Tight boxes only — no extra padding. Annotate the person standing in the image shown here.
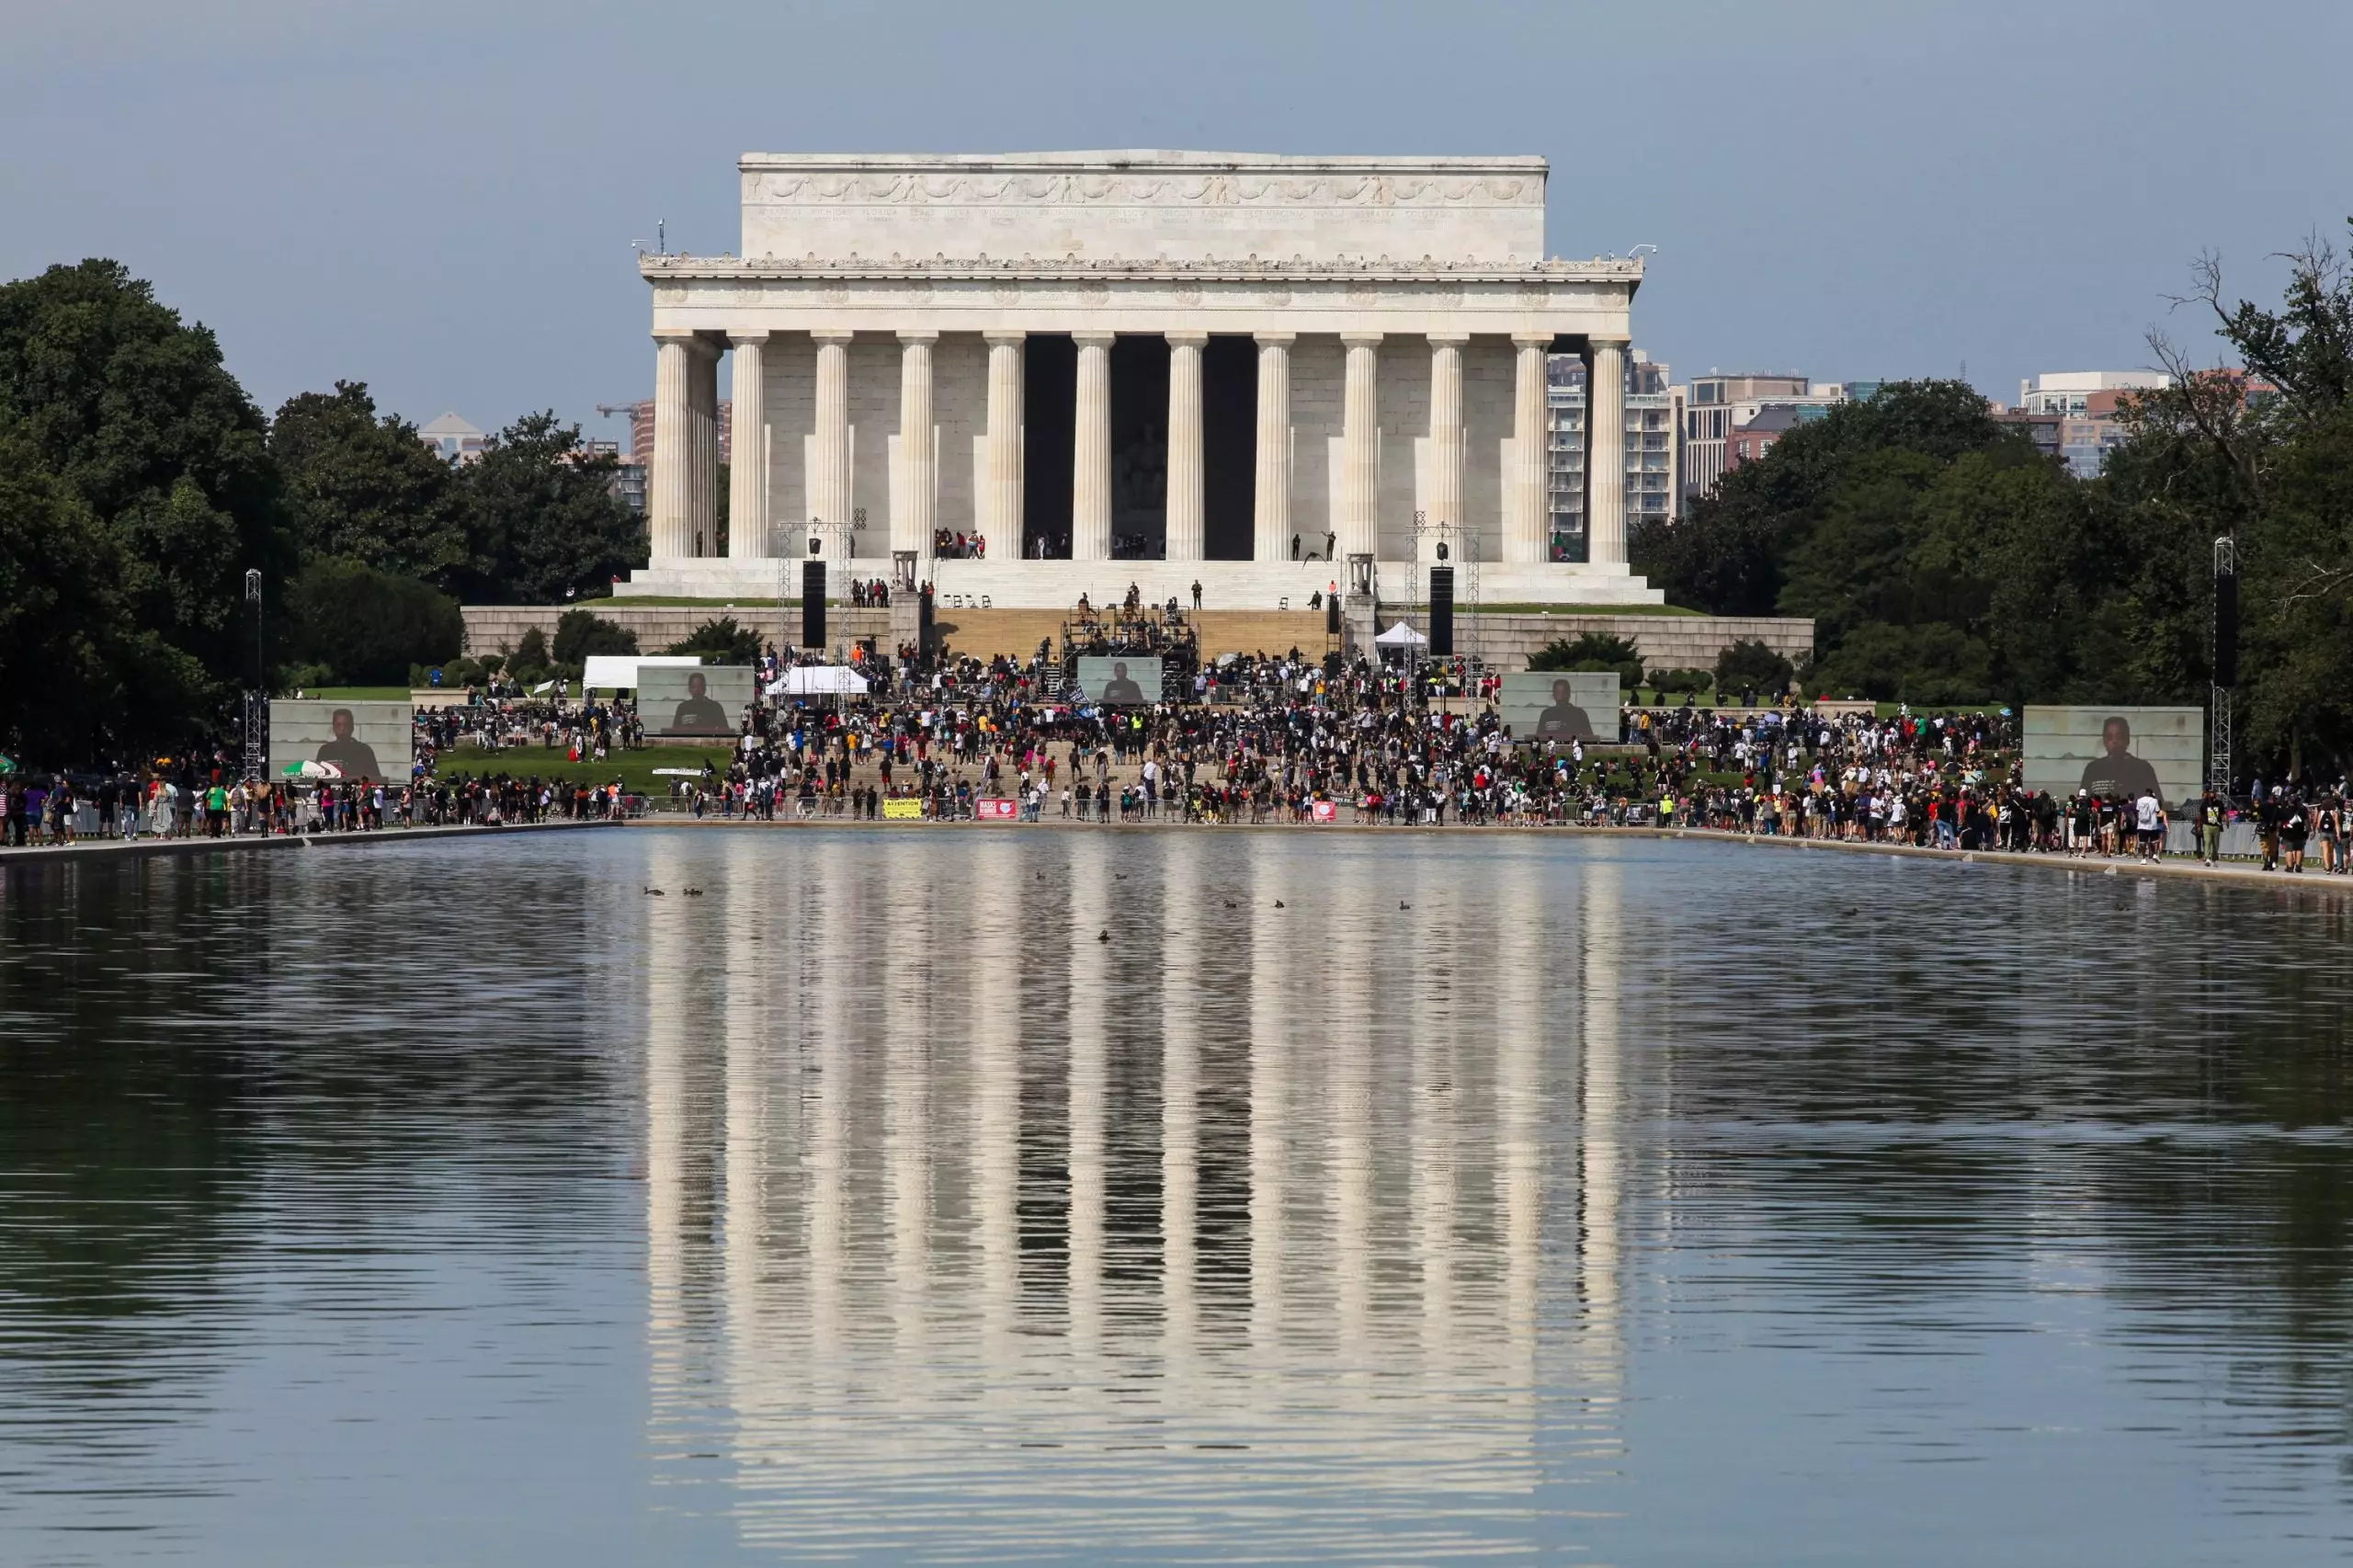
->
[2132,786,2165,863]
[2198,790,2224,867]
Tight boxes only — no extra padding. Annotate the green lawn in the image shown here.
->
[426,744,741,794]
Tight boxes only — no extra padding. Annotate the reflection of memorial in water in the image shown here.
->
[636,836,1635,1556]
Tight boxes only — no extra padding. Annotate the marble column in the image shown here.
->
[1427,334,1466,556]
[896,332,936,573]
[983,331,1025,557]
[687,337,720,558]
[1252,333,1292,563]
[812,333,853,557]
[1073,333,1113,562]
[650,332,693,561]
[728,332,768,559]
[1509,333,1551,564]
[1587,336,1629,566]
[1165,331,1207,562]
[1340,332,1382,562]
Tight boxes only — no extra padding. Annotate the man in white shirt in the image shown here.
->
[2134,790,2165,862]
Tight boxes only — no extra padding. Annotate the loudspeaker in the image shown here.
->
[1325,595,1341,636]
[1429,567,1454,656]
[802,561,827,648]
[2213,566,2238,687]
[917,585,935,652]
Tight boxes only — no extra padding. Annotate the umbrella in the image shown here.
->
[0,754,15,776]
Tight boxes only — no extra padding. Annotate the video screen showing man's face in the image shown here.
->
[1535,677,1596,740]
[315,707,385,780]
[643,665,751,736]
[2078,715,2162,801]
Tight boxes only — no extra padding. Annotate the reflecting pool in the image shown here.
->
[5,829,2353,1564]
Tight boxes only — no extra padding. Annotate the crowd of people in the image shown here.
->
[7,614,2342,874]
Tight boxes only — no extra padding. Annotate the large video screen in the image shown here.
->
[269,699,414,783]
[1074,656,1164,706]
[1500,672,1620,744]
[2022,706,2204,806]
[640,665,755,738]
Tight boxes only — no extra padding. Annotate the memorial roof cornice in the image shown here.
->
[638,254,1643,284]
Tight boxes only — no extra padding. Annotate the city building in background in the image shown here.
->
[2014,370,2169,478]
[1548,350,1678,561]
[576,437,648,517]
[1679,373,1851,503]
[418,411,490,464]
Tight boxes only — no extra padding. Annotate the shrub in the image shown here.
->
[510,626,552,682]
[1714,639,1796,696]
[665,616,762,665]
[553,608,637,664]
[279,558,463,686]
[1531,631,1643,691]
[440,655,484,687]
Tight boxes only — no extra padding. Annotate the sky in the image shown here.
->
[6,0,2347,440]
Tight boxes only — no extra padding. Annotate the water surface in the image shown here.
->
[5,829,2353,1564]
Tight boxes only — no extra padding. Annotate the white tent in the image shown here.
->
[581,653,702,692]
[1373,621,1429,647]
[767,665,870,697]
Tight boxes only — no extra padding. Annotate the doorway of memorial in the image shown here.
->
[1022,334,1075,560]
[1109,335,1169,561]
[1203,335,1257,561]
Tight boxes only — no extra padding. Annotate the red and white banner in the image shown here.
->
[1311,800,1338,823]
[976,798,1017,820]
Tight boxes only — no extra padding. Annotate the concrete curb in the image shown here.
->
[0,818,624,866]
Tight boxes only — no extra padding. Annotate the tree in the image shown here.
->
[0,259,290,756]
[456,412,645,604]
[270,381,466,586]
[279,558,463,686]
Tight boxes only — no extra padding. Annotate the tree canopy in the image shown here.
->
[0,259,654,766]
[270,381,466,586]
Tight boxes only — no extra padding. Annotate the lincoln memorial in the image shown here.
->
[624,150,1663,610]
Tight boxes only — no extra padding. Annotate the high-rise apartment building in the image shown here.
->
[1547,350,1678,562]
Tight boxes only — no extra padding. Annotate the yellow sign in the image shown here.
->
[881,797,925,820]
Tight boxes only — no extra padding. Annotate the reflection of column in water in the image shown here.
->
[1248,848,1290,1357]
[1413,904,1460,1371]
[883,840,932,1354]
[1330,854,1376,1369]
[1065,833,1109,1365]
[1494,851,1547,1415]
[806,837,854,1381]
[974,838,1023,1379]
[1162,838,1200,1369]
[646,836,689,1403]
[722,843,770,1381]
[1578,859,1625,1370]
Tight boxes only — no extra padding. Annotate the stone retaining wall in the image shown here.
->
[1392,612,1814,671]
[462,604,892,657]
